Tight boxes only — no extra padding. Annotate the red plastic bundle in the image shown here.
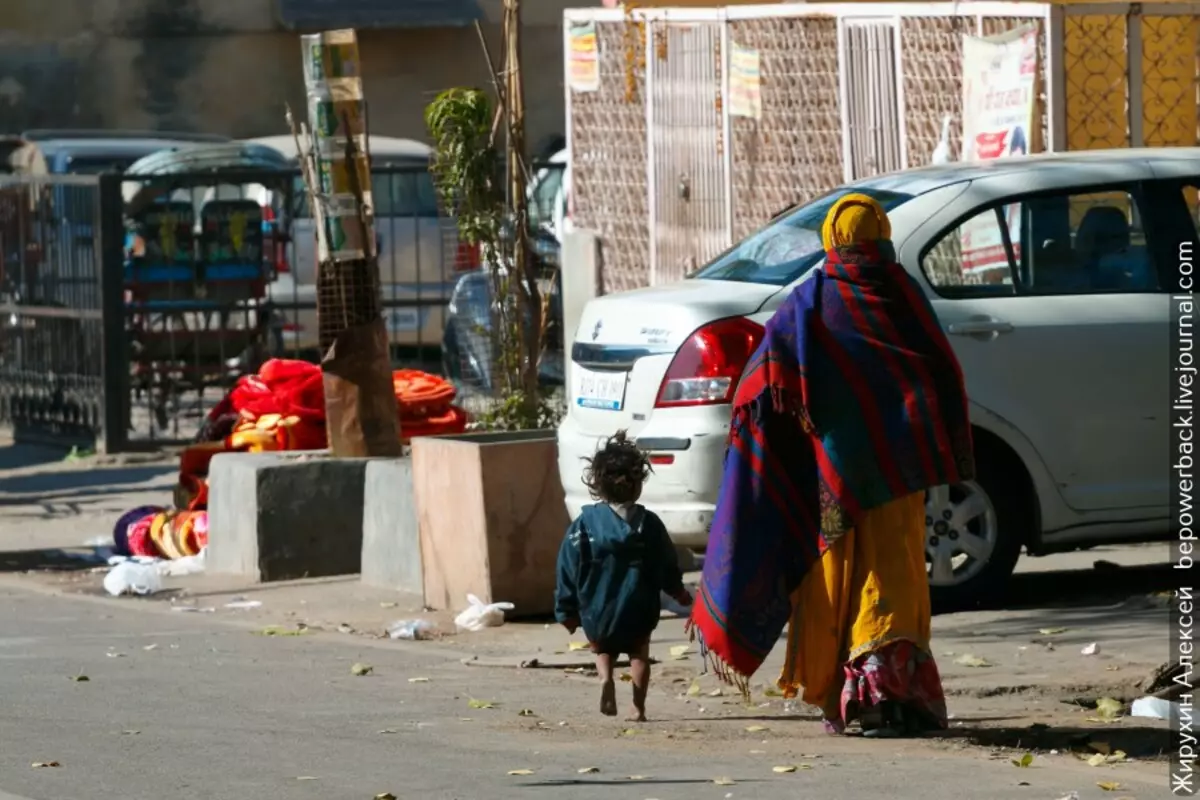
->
[393,369,469,441]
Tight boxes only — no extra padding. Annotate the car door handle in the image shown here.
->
[946,318,1014,337]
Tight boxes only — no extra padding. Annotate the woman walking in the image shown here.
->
[689,193,975,738]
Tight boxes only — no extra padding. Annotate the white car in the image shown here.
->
[558,149,1190,607]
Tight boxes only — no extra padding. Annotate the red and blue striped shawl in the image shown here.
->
[689,241,975,690]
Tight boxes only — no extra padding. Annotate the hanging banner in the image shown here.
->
[568,21,601,92]
[959,24,1039,281]
[728,42,762,120]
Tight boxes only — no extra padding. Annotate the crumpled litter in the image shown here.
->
[103,561,164,596]
[454,594,514,632]
[102,549,206,596]
[387,619,435,640]
[1131,695,1177,720]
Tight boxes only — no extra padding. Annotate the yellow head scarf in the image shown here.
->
[820,193,892,250]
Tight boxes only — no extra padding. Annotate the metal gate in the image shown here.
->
[0,175,105,448]
[647,19,732,285]
[841,18,904,181]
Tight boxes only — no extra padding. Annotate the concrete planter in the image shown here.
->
[412,430,570,617]
[360,456,422,594]
[207,450,369,582]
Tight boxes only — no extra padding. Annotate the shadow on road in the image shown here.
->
[0,546,110,574]
[936,559,1176,616]
[0,465,174,502]
[0,442,72,471]
[933,722,1171,759]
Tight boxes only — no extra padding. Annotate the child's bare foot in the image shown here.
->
[599,680,618,716]
[625,707,647,722]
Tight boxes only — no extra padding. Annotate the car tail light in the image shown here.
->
[455,241,481,272]
[654,317,765,408]
[649,454,675,466]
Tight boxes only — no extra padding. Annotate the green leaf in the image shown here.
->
[1011,752,1034,768]
[468,698,496,709]
[350,663,373,676]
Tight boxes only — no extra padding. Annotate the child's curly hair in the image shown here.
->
[581,430,651,505]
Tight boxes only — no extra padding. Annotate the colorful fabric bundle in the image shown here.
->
[149,510,208,559]
[393,369,468,441]
[126,512,161,558]
[112,505,164,557]
[690,239,974,692]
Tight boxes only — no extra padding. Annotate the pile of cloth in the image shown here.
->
[112,359,468,560]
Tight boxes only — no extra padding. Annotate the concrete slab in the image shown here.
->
[206,450,368,582]
[360,456,422,594]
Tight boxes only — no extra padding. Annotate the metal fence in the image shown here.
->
[0,165,472,451]
[0,175,104,447]
[563,1,1200,292]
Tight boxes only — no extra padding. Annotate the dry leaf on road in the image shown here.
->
[1096,781,1123,791]
[375,794,397,800]
[71,674,89,682]
[745,725,768,733]
[296,776,318,781]
[670,645,690,660]
[713,777,736,786]
[518,708,536,717]
[1082,642,1101,656]
[468,698,496,709]
[31,762,60,768]
[773,766,798,774]
[350,663,373,676]
[507,769,535,776]
[1038,627,1069,635]
[408,676,430,683]
[686,680,701,696]
[577,767,599,774]
[568,642,589,651]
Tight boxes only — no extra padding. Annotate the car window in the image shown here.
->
[691,187,915,285]
[921,185,1162,296]
[922,205,1020,296]
[289,168,439,219]
[529,166,565,230]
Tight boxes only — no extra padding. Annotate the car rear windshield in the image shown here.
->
[64,156,139,174]
[691,187,915,285]
[290,166,439,219]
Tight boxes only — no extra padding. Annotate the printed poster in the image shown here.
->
[568,21,601,93]
[729,43,762,121]
[959,24,1039,280]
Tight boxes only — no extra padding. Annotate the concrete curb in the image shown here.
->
[0,572,480,664]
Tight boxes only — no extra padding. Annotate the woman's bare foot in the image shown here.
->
[599,680,618,716]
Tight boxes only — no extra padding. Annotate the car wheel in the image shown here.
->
[925,449,1028,611]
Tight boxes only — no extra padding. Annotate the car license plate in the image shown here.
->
[573,367,627,411]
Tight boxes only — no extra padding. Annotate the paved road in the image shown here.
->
[0,587,1170,800]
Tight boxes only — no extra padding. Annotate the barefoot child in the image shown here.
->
[554,431,693,721]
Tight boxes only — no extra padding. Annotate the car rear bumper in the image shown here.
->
[556,405,731,547]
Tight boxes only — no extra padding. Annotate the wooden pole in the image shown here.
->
[298,29,401,457]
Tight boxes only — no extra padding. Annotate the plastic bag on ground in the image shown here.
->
[1131,696,1177,720]
[454,594,515,632]
[103,561,164,596]
[388,619,435,640]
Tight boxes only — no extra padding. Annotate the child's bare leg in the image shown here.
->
[596,652,617,716]
[627,641,651,722]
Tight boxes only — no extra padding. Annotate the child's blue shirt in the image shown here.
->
[554,503,685,648]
